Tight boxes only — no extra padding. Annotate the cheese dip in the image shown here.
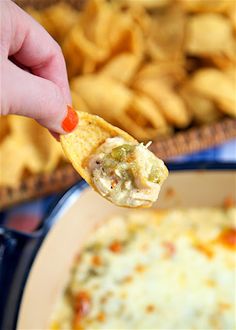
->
[50,207,236,330]
[88,137,168,207]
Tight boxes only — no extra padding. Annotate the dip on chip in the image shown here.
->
[60,111,168,208]
[88,137,168,207]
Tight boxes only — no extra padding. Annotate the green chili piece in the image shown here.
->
[149,168,161,184]
[111,144,135,161]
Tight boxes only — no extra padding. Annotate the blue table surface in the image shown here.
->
[1,139,235,231]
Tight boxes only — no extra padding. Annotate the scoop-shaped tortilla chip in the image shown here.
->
[180,0,234,13]
[60,111,135,187]
[185,13,236,61]
[71,75,132,121]
[134,78,191,128]
[180,85,222,124]
[189,69,236,117]
[99,53,141,84]
[60,111,168,208]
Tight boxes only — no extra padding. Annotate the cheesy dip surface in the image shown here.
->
[50,208,236,330]
[88,137,168,207]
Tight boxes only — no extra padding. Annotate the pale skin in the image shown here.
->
[0,0,71,134]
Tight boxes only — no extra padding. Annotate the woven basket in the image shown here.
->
[1,0,235,210]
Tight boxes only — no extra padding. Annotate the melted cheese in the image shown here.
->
[88,137,168,207]
[50,208,236,330]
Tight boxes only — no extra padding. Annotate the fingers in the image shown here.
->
[4,0,71,101]
[1,59,75,134]
[1,0,72,133]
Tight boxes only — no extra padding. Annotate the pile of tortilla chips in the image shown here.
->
[1,0,236,188]
[0,116,66,187]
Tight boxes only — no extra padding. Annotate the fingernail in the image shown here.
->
[62,105,79,133]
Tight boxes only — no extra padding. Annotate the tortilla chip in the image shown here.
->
[185,13,236,62]
[63,25,108,77]
[180,0,234,13]
[189,69,236,117]
[99,53,141,84]
[115,93,171,141]
[116,0,172,9]
[0,136,26,187]
[8,116,63,173]
[71,75,132,121]
[135,62,186,87]
[43,2,79,42]
[0,116,10,143]
[147,5,186,62]
[60,111,135,186]
[78,0,113,49]
[71,91,89,112]
[180,86,222,124]
[229,3,236,33]
[134,78,191,128]
[109,13,144,58]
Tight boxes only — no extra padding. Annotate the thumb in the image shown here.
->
[1,59,78,134]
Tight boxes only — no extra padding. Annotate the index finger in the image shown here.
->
[3,0,71,103]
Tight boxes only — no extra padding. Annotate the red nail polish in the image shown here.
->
[62,105,79,132]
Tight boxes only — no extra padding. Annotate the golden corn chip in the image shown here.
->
[189,69,236,117]
[71,75,132,121]
[180,0,234,13]
[147,5,186,61]
[229,4,236,33]
[43,2,79,42]
[0,136,27,187]
[63,25,109,77]
[0,116,10,143]
[119,3,151,36]
[135,62,186,86]
[185,14,236,61]
[109,14,144,58]
[62,34,84,78]
[60,111,135,187]
[115,93,171,141]
[99,53,141,84]
[79,0,113,49]
[134,78,191,128]
[8,116,64,173]
[224,65,236,83]
[71,91,89,112]
[116,0,172,9]
[180,86,222,124]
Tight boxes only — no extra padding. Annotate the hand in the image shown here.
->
[0,0,78,134]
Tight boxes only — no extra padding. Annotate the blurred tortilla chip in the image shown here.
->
[99,53,141,84]
[71,90,89,112]
[185,13,236,62]
[109,13,144,58]
[116,0,172,9]
[189,69,236,117]
[116,93,171,141]
[147,5,186,61]
[79,0,113,49]
[180,85,223,124]
[43,2,79,42]
[0,136,26,187]
[0,116,10,143]
[71,75,132,120]
[8,116,64,173]
[180,0,235,13]
[63,25,108,77]
[135,62,186,86]
[134,78,191,128]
